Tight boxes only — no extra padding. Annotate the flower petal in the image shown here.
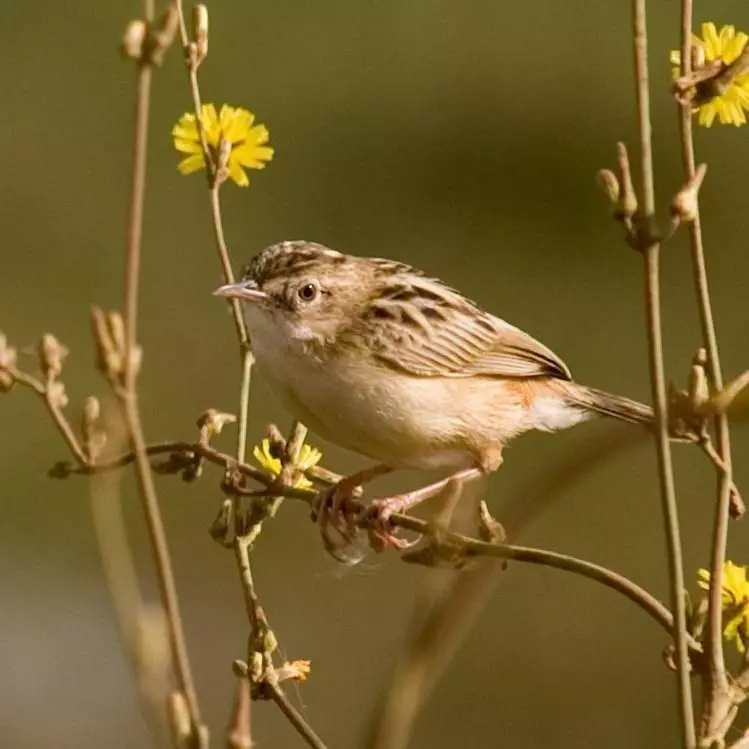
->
[232,144,274,169]
[177,153,206,174]
[702,22,720,61]
[225,108,255,143]
[724,31,748,63]
[228,160,250,187]
[699,102,717,127]
[245,124,270,145]
[173,137,202,154]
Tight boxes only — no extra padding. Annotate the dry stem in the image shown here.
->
[632,0,695,744]
[118,3,206,744]
[678,1,737,741]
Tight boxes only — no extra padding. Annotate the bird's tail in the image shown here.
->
[566,384,654,427]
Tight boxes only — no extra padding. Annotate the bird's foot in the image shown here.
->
[312,481,361,549]
[365,497,421,553]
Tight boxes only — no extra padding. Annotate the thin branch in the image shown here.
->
[633,0,695,745]
[265,682,329,749]
[678,1,737,741]
[391,515,699,651]
[11,369,89,466]
[119,5,206,743]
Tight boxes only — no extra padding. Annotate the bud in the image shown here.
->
[196,408,237,438]
[232,660,250,679]
[0,333,17,371]
[615,142,638,220]
[82,396,106,461]
[149,6,180,66]
[107,311,126,355]
[671,163,707,223]
[192,5,209,63]
[596,169,620,205]
[91,307,122,381]
[121,20,147,59]
[38,333,68,379]
[689,348,710,411]
[690,42,705,71]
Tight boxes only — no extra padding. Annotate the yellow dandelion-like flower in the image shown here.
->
[172,103,274,187]
[697,560,749,651]
[252,438,322,490]
[671,22,749,127]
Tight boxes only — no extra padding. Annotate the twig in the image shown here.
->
[391,516,700,652]
[10,369,88,466]
[119,3,206,744]
[678,1,737,740]
[632,0,695,745]
[266,683,328,749]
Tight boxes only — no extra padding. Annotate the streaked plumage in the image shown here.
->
[222,240,652,475]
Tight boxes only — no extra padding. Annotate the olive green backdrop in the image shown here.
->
[2,1,749,747]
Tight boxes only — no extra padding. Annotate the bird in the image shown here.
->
[215,240,653,550]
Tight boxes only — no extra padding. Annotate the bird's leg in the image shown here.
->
[313,463,393,544]
[367,467,483,551]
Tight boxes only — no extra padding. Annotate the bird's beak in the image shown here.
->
[213,281,268,304]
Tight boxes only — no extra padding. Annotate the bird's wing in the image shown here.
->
[372,305,572,381]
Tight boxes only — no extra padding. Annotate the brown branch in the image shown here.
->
[632,0,695,745]
[390,515,700,653]
[118,4,206,745]
[678,1,737,742]
[266,682,328,749]
[10,369,89,466]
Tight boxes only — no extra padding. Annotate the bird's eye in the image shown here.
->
[297,282,319,302]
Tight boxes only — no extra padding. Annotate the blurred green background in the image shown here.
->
[2,1,749,746]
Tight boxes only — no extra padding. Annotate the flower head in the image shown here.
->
[252,438,322,490]
[697,560,749,651]
[172,104,273,187]
[671,22,749,127]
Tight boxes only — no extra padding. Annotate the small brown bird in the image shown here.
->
[215,241,652,549]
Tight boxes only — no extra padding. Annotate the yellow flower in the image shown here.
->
[172,104,274,187]
[252,438,322,490]
[697,561,749,651]
[671,23,749,127]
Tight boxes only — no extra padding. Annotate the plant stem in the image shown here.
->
[678,1,735,734]
[121,5,205,743]
[632,1,695,746]
[266,682,329,749]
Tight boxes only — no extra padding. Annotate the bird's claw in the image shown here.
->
[312,482,360,551]
[366,499,420,553]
